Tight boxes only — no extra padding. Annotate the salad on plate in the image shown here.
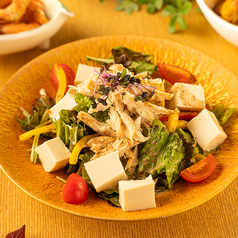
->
[17,46,236,212]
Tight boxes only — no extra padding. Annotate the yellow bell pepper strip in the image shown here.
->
[69,134,98,165]
[19,123,55,141]
[163,120,188,130]
[176,120,188,129]
[55,65,67,103]
[30,134,40,162]
[166,108,179,132]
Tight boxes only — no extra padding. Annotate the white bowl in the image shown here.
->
[196,0,238,47]
[0,0,74,55]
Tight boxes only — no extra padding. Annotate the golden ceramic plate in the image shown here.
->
[0,35,238,220]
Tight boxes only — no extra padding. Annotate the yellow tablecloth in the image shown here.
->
[1,1,238,237]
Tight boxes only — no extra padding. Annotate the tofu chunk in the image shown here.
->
[119,175,156,212]
[84,151,128,193]
[187,109,227,151]
[168,83,205,111]
[35,137,71,172]
[48,89,77,120]
[74,64,100,85]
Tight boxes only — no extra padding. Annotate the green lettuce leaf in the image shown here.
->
[74,93,109,122]
[176,127,199,169]
[154,131,185,188]
[78,152,95,188]
[74,93,92,113]
[86,55,114,65]
[87,46,157,74]
[17,95,54,132]
[139,121,169,174]
[112,46,154,63]
[211,104,236,126]
[139,121,185,189]
[54,116,87,151]
[130,61,157,74]
[58,109,78,125]
[98,189,120,207]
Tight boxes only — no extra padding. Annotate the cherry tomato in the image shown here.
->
[52,63,75,93]
[62,173,89,204]
[158,63,194,85]
[177,112,199,120]
[159,112,199,122]
[181,154,216,183]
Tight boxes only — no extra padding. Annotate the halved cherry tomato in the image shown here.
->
[159,111,199,122]
[177,112,199,120]
[181,154,216,183]
[158,63,194,85]
[52,63,75,93]
[62,173,89,204]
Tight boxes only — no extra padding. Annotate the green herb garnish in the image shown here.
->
[99,0,193,33]
[91,69,157,108]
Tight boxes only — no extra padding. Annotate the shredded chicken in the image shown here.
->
[77,111,117,138]
[125,145,139,174]
[74,64,176,173]
[106,107,124,138]
[135,71,149,79]
[107,96,149,143]
[90,137,137,160]
[87,136,117,151]
[109,64,129,74]
[76,73,101,98]
[113,91,172,124]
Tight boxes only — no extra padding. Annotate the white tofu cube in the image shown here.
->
[35,137,71,172]
[119,175,156,212]
[84,151,128,193]
[48,89,77,120]
[168,83,205,111]
[187,109,227,151]
[75,64,100,85]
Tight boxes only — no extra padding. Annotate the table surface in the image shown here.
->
[1,0,238,237]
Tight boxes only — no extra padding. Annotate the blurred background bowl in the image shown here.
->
[0,0,74,55]
[196,0,238,48]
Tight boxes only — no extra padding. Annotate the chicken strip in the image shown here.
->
[87,136,117,151]
[108,96,149,143]
[106,106,124,139]
[125,145,139,174]
[121,92,172,124]
[76,73,102,98]
[91,138,137,160]
[77,111,117,138]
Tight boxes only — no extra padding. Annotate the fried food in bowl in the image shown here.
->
[0,0,74,55]
[210,0,238,25]
[197,0,238,47]
[0,0,49,34]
